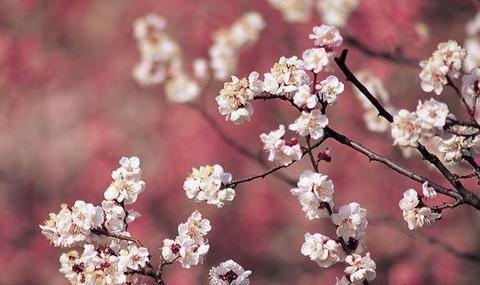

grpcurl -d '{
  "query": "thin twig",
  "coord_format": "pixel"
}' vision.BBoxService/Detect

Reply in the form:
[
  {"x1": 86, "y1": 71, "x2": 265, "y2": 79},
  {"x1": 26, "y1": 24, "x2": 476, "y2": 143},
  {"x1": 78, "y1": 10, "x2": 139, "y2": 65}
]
[
  {"x1": 334, "y1": 49, "x2": 480, "y2": 211},
  {"x1": 91, "y1": 228, "x2": 144, "y2": 246},
  {"x1": 446, "y1": 75, "x2": 478, "y2": 124}
]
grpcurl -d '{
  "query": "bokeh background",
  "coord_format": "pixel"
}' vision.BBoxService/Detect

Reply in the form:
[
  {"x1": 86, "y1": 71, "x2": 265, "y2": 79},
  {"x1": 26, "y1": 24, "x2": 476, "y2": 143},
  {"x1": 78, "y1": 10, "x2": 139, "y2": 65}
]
[{"x1": 1, "y1": 0, "x2": 480, "y2": 284}]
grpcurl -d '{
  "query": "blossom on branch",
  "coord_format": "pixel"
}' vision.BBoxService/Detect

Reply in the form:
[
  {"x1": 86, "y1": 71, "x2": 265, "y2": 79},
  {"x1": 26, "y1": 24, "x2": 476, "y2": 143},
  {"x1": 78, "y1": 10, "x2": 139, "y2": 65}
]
[
  {"x1": 209, "y1": 260, "x2": 252, "y2": 285},
  {"x1": 289, "y1": 110, "x2": 329, "y2": 139},
  {"x1": 301, "y1": 232, "x2": 343, "y2": 268},
  {"x1": 344, "y1": 253, "x2": 376, "y2": 284},
  {"x1": 399, "y1": 189, "x2": 441, "y2": 230},
  {"x1": 183, "y1": 165, "x2": 235, "y2": 208},
  {"x1": 260, "y1": 125, "x2": 302, "y2": 165}
]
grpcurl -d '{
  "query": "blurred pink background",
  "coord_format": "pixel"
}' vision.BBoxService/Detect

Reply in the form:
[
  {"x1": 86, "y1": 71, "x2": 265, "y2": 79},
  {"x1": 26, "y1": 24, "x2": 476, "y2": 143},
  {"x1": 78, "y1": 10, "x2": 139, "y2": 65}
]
[{"x1": 1, "y1": 0, "x2": 480, "y2": 284}]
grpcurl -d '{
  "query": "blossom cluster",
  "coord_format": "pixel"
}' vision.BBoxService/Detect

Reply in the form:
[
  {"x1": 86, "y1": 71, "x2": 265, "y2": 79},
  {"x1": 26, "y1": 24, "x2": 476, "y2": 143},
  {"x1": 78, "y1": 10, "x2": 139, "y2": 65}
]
[
  {"x1": 267, "y1": 0, "x2": 359, "y2": 27},
  {"x1": 209, "y1": 260, "x2": 252, "y2": 285},
  {"x1": 132, "y1": 13, "x2": 201, "y2": 103},
  {"x1": 41, "y1": 157, "x2": 149, "y2": 284},
  {"x1": 294, "y1": 170, "x2": 376, "y2": 284},
  {"x1": 419, "y1": 40, "x2": 467, "y2": 95},
  {"x1": 161, "y1": 210, "x2": 211, "y2": 268},
  {"x1": 210, "y1": 12, "x2": 265, "y2": 80},
  {"x1": 399, "y1": 184, "x2": 441, "y2": 230},
  {"x1": 183, "y1": 164, "x2": 235, "y2": 207}
]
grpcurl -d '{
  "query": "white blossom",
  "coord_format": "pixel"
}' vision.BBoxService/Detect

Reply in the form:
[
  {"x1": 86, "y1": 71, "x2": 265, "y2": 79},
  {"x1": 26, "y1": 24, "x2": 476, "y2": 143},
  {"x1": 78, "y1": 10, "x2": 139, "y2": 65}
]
[
  {"x1": 331, "y1": 203, "x2": 368, "y2": 242},
  {"x1": 399, "y1": 189, "x2": 419, "y2": 211},
  {"x1": 461, "y1": 67, "x2": 480, "y2": 109},
  {"x1": 415, "y1": 98, "x2": 449, "y2": 132},
  {"x1": 209, "y1": 260, "x2": 252, "y2": 285},
  {"x1": 104, "y1": 157, "x2": 146, "y2": 205},
  {"x1": 309, "y1": 25, "x2": 343, "y2": 48},
  {"x1": 438, "y1": 135, "x2": 479, "y2": 162},
  {"x1": 419, "y1": 40, "x2": 467, "y2": 95},
  {"x1": 399, "y1": 189, "x2": 441, "y2": 230},
  {"x1": 302, "y1": 48, "x2": 330, "y2": 73},
  {"x1": 267, "y1": 0, "x2": 313, "y2": 23},
  {"x1": 289, "y1": 110, "x2": 329, "y2": 139},
  {"x1": 422, "y1": 182, "x2": 437, "y2": 199},
  {"x1": 335, "y1": 276, "x2": 353, "y2": 285},
  {"x1": 260, "y1": 125, "x2": 302, "y2": 165},
  {"x1": 263, "y1": 56, "x2": 311, "y2": 96},
  {"x1": 301, "y1": 233, "x2": 342, "y2": 268},
  {"x1": 216, "y1": 73, "x2": 262, "y2": 125},
  {"x1": 317, "y1": 0, "x2": 359, "y2": 28},
  {"x1": 391, "y1": 110, "x2": 420, "y2": 147},
  {"x1": 119, "y1": 245, "x2": 150, "y2": 271},
  {"x1": 183, "y1": 165, "x2": 235, "y2": 208},
  {"x1": 291, "y1": 170, "x2": 334, "y2": 219},
  {"x1": 178, "y1": 210, "x2": 212, "y2": 238},
  {"x1": 344, "y1": 253, "x2": 376, "y2": 284},
  {"x1": 293, "y1": 84, "x2": 318, "y2": 109},
  {"x1": 165, "y1": 72, "x2": 201, "y2": 103},
  {"x1": 318, "y1": 75, "x2": 344, "y2": 104}
]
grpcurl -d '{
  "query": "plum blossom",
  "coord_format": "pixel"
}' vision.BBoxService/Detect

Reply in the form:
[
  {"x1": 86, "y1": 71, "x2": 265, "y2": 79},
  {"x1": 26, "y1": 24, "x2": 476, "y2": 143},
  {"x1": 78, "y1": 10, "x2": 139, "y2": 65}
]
[
  {"x1": 415, "y1": 98, "x2": 449, "y2": 133},
  {"x1": 183, "y1": 164, "x2": 235, "y2": 208},
  {"x1": 293, "y1": 84, "x2": 318, "y2": 109},
  {"x1": 438, "y1": 135, "x2": 480, "y2": 162},
  {"x1": 161, "y1": 211, "x2": 211, "y2": 269},
  {"x1": 391, "y1": 110, "x2": 420, "y2": 147},
  {"x1": 291, "y1": 170, "x2": 335, "y2": 219},
  {"x1": 289, "y1": 110, "x2": 329, "y2": 139},
  {"x1": 422, "y1": 182, "x2": 437, "y2": 199},
  {"x1": 344, "y1": 253, "x2": 376, "y2": 284},
  {"x1": 260, "y1": 125, "x2": 302, "y2": 165},
  {"x1": 119, "y1": 245, "x2": 150, "y2": 270},
  {"x1": 461, "y1": 67, "x2": 480, "y2": 109},
  {"x1": 331, "y1": 203, "x2": 367, "y2": 242},
  {"x1": 263, "y1": 56, "x2": 311, "y2": 96},
  {"x1": 335, "y1": 276, "x2": 352, "y2": 285},
  {"x1": 267, "y1": 0, "x2": 313, "y2": 23},
  {"x1": 302, "y1": 48, "x2": 330, "y2": 73},
  {"x1": 309, "y1": 25, "x2": 343, "y2": 48},
  {"x1": 399, "y1": 189, "x2": 441, "y2": 230},
  {"x1": 318, "y1": 75, "x2": 344, "y2": 104},
  {"x1": 104, "y1": 156, "x2": 146, "y2": 205},
  {"x1": 210, "y1": 12, "x2": 265, "y2": 80},
  {"x1": 216, "y1": 73, "x2": 262, "y2": 125},
  {"x1": 301, "y1": 233, "x2": 343, "y2": 268},
  {"x1": 419, "y1": 40, "x2": 467, "y2": 95},
  {"x1": 317, "y1": 0, "x2": 359, "y2": 28},
  {"x1": 165, "y1": 72, "x2": 201, "y2": 103},
  {"x1": 209, "y1": 260, "x2": 252, "y2": 285}
]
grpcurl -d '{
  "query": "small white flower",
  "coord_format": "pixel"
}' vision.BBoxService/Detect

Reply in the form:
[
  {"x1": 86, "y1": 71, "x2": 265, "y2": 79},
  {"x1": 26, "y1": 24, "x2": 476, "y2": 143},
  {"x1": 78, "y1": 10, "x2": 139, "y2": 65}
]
[
  {"x1": 71, "y1": 200, "x2": 103, "y2": 232},
  {"x1": 289, "y1": 110, "x2": 329, "y2": 139},
  {"x1": 178, "y1": 210, "x2": 212, "y2": 238},
  {"x1": 309, "y1": 25, "x2": 343, "y2": 48},
  {"x1": 318, "y1": 75, "x2": 344, "y2": 104},
  {"x1": 119, "y1": 245, "x2": 150, "y2": 270},
  {"x1": 399, "y1": 189, "x2": 419, "y2": 211},
  {"x1": 293, "y1": 85, "x2": 318, "y2": 109},
  {"x1": 344, "y1": 253, "x2": 376, "y2": 284},
  {"x1": 403, "y1": 207, "x2": 441, "y2": 230},
  {"x1": 438, "y1": 135, "x2": 479, "y2": 162},
  {"x1": 105, "y1": 156, "x2": 146, "y2": 205},
  {"x1": 183, "y1": 165, "x2": 235, "y2": 208},
  {"x1": 317, "y1": 0, "x2": 359, "y2": 28},
  {"x1": 267, "y1": 0, "x2": 313, "y2": 23},
  {"x1": 291, "y1": 170, "x2": 334, "y2": 220},
  {"x1": 422, "y1": 182, "x2": 437, "y2": 199},
  {"x1": 265, "y1": 56, "x2": 311, "y2": 96},
  {"x1": 302, "y1": 48, "x2": 330, "y2": 73},
  {"x1": 165, "y1": 72, "x2": 200, "y2": 103},
  {"x1": 461, "y1": 67, "x2": 480, "y2": 109},
  {"x1": 260, "y1": 125, "x2": 302, "y2": 165},
  {"x1": 301, "y1": 233, "x2": 342, "y2": 268},
  {"x1": 331, "y1": 203, "x2": 367, "y2": 242},
  {"x1": 391, "y1": 109, "x2": 420, "y2": 147},
  {"x1": 193, "y1": 58, "x2": 210, "y2": 80},
  {"x1": 415, "y1": 98, "x2": 449, "y2": 132},
  {"x1": 209, "y1": 260, "x2": 252, "y2": 285}
]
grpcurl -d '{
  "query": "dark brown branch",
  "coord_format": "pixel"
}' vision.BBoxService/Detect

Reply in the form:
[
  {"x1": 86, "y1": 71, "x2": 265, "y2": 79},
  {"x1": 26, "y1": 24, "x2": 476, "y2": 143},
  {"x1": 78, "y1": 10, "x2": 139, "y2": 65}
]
[
  {"x1": 324, "y1": 127, "x2": 463, "y2": 201},
  {"x1": 335, "y1": 49, "x2": 394, "y2": 122},
  {"x1": 334, "y1": 49, "x2": 480, "y2": 211},
  {"x1": 226, "y1": 137, "x2": 327, "y2": 188},
  {"x1": 446, "y1": 75, "x2": 478, "y2": 124},
  {"x1": 306, "y1": 136, "x2": 319, "y2": 172},
  {"x1": 91, "y1": 228, "x2": 144, "y2": 246},
  {"x1": 344, "y1": 34, "x2": 419, "y2": 67}
]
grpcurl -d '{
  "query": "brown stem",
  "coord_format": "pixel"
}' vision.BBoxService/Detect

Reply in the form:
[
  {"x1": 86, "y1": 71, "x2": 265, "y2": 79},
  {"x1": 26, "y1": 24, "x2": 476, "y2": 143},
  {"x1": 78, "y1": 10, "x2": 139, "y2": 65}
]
[{"x1": 91, "y1": 228, "x2": 143, "y2": 246}]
